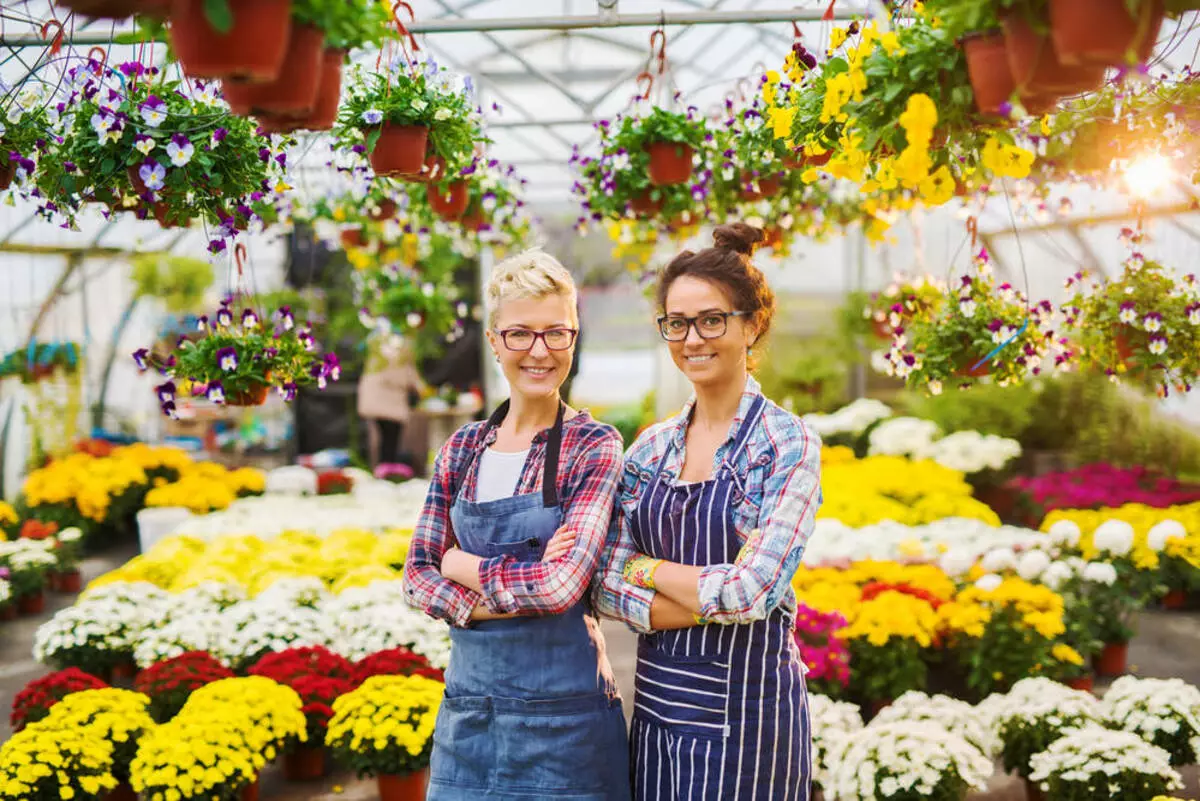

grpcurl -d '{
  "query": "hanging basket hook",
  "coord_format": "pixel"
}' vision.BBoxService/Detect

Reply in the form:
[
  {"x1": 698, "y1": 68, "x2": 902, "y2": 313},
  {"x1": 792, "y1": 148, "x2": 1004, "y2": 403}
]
[
  {"x1": 41, "y1": 20, "x2": 64, "y2": 56},
  {"x1": 234, "y1": 243, "x2": 247, "y2": 278}
]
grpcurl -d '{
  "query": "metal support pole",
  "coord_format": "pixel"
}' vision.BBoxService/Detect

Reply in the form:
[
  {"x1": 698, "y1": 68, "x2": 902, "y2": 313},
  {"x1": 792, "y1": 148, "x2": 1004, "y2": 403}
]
[{"x1": 0, "y1": 6, "x2": 867, "y2": 46}]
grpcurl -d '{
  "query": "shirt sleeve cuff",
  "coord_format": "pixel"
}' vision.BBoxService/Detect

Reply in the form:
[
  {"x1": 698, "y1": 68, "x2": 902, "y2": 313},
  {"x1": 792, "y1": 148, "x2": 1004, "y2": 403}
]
[
  {"x1": 478, "y1": 555, "x2": 519, "y2": 614},
  {"x1": 696, "y1": 564, "x2": 732, "y2": 621},
  {"x1": 447, "y1": 587, "x2": 484, "y2": 628},
  {"x1": 622, "y1": 584, "x2": 656, "y2": 634}
]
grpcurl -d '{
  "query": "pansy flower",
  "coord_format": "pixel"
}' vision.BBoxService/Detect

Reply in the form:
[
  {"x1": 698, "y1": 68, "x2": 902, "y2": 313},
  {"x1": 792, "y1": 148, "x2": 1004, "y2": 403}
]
[
  {"x1": 215, "y1": 347, "x2": 238, "y2": 372},
  {"x1": 1148, "y1": 333, "x2": 1168, "y2": 355},
  {"x1": 279, "y1": 382, "x2": 298, "y2": 402},
  {"x1": 166, "y1": 134, "x2": 194, "y2": 167},
  {"x1": 134, "y1": 134, "x2": 156, "y2": 155},
  {"x1": 140, "y1": 95, "x2": 168, "y2": 128},
  {"x1": 132, "y1": 348, "x2": 150, "y2": 371},
  {"x1": 139, "y1": 160, "x2": 166, "y2": 193},
  {"x1": 361, "y1": 109, "x2": 384, "y2": 125},
  {"x1": 323, "y1": 353, "x2": 341, "y2": 382},
  {"x1": 298, "y1": 330, "x2": 315, "y2": 352},
  {"x1": 215, "y1": 305, "x2": 233, "y2": 327},
  {"x1": 155, "y1": 381, "x2": 176, "y2": 403},
  {"x1": 1118, "y1": 302, "x2": 1137, "y2": 325},
  {"x1": 275, "y1": 306, "x2": 294, "y2": 331},
  {"x1": 241, "y1": 309, "x2": 260, "y2": 328},
  {"x1": 206, "y1": 381, "x2": 225, "y2": 404}
]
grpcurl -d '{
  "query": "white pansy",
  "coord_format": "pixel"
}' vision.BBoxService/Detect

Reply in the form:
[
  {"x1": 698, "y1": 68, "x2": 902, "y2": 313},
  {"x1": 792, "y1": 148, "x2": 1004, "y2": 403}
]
[
  {"x1": 1147, "y1": 520, "x2": 1187, "y2": 551},
  {"x1": 1092, "y1": 519, "x2": 1135, "y2": 556}
]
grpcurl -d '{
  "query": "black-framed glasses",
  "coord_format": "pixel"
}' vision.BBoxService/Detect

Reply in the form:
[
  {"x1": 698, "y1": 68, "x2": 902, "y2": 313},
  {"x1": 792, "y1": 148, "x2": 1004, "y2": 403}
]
[
  {"x1": 496, "y1": 327, "x2": 579, "y2": 351},
  {"x1": 657, "y1": 311, "x2": 749, "y2": 342}
]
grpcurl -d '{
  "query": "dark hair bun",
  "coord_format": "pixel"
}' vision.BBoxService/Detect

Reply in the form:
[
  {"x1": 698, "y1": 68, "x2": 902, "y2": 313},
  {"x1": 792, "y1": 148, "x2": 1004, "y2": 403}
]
[{"x1": 712, "y1": 223, "x2": 764, "y2": 256}]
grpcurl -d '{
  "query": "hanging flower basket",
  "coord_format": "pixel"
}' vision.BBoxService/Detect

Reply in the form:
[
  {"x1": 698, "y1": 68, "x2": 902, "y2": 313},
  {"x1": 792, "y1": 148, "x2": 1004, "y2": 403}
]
[
  {"x1": 645, "y1": 141, "x2": 694, "y2": 185},
  {"x1": 426, "y1": 181, "x2": 469, "y2": 219},
  {"x1": 222, "y1": 24, "x2": 325, "y2": 115},
  {"x1": 369, "y1": 125, "x2": 430, "y2": 177},
  {"x1": 961, "y1": 30, "x2": 1017, "y2": 116},
  {"x1": 225, "y1": 381, "x2": 270, "y2": 407},
  {"x1": 739, "y1": 172, "x2": 781, "y2": 201},
  {"x1": 1001, "y1": 14, "x2": 1104, "y2": 96},
  {"x1": 169, "y1": 0, "x2": 293, "y2": 83},
  {"x1": 293, "y1": 49, "x2": 346, "y2": 131},
  {"x1": 1049, "y1": 0, "x2": 1164, "y2": 66},
  {"x1": 368, "y1": 198, "x2": 398, "y2": 221},
  {"x1": 1019, "y1": 91, "x2": 1060, "y2": 115},
  {"x1": 629, "y1": 190, "x2": 663, "y2": 218}
]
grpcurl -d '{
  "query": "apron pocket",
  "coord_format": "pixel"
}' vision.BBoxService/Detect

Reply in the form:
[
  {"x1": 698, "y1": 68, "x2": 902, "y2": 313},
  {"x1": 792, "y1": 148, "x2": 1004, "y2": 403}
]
[
  {"x1": 485, "y1": 536, "x2": 544, "y2": 560},
  {"x1": 430, "y1": 696, "x2": 492, "y2": 789},
  {"x1": 634, "y1": 647, "x2": 730, "y2": 739},
  {"x1": 492, "y1": 696, "x2": 621, "y2": 795}
]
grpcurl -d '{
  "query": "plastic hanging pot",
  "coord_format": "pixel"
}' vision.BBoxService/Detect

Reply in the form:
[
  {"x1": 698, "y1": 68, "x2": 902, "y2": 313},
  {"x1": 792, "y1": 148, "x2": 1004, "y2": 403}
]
[
  {"x1": 369, "y1": 124, "x2": 430, "y2": 177},
  {"x1": 57, "y1": 0, "x2": 169, "y2": 17},
  {"x1": 739, "y1": 172, "x2": 782, "y2": 201},
  {"x1": 0, "y1": 159, "x2": 14, "y2": 191},
  {"x1": 960, "y1": 31, "x2": 1016, "y2": 116},
  {"x1": 645, "y1": 141, "x2": 694, "y2": 186},
  {"x1": 226, "y1": 382, "x2": 270, "y2": 407},
  {"x1": 1050, "y1": 0, "x2": 1164, "y2": 66},
  {"x1": 629, "y1": 189, "x2": 663, "y2": 218},
  {"x1": 784, "y1": 148, "x2": 831, "y2": 170},
  {"x1": 954, "y1": 351, "x2": 993, "y2": 378},
  {"x1": 340, "y1": 228, "x2": 366, "y2": 249},
  {"x1": 169, "y1": 0, "x2": 293, "y2": 83},
  {"x1": 222, "y1": 24, "x2": 324, "y2": 115},
  {"x1": 427, "y1": 180, "x2": 470, "y2": 220},
  {"x1": 288, "y1": 48, "x2": 345, "y2": 131},
  {"x1": 1001, "y1": 14, "x2": 1105, "y2": 96},
  {"x1": 1018, "y1": 90, "x2": 1060, "y2": 115},
  {"x1": 368, "y1": 198, "x2": 398, "y2": 221},
  {"x1": 152, "y1": 203, "x2": 191, "y2": 229}
]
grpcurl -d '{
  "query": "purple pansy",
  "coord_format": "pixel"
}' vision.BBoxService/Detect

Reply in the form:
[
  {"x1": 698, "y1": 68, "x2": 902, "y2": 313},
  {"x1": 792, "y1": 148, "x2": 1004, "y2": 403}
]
[{"x1": 215, "y1": 347, "x2": 238, "y2": 371}]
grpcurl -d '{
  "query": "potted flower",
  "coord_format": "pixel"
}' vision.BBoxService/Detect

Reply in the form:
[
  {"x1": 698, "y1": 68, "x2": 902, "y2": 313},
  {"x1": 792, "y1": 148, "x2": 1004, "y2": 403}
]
[
  {"x1": 134, "y1": 299, "x2": 341, "y2": 417},
  {"x1": 352, "y1": 646, "x2": 445, "y2": 684},
  {"x1": 807, "y1": 694, "x2": 864, "y2": 796},
  {"x1": 823, "y1": 720, "x2": 993, "y2": 801},
  {"x1": 131, "y1": 715, "x2": 265, "y2": 800},
  {"x1": 839, "y1": 589, "x2": 938, "y2": 707},
  {"x1": 325, "y1": 674, "x2": 445, "y2": 800},
  {"x1": 0, "y1": 87, "x2": 52, "y2": 193},
  {"x1": 0, "y1": 721, "x2": 118, "y2": 800},
  {"x1": 35, "y1": 687, "x2": 156, "y2": 798},
  {"x1": 50, "y1": 526, "x2": 85, "y2": 592},
  {"x1": 249, "y1": 645, "x2": 355, "y2": 684},
  {"x1": 355, "y1": 260, "x2": 470, "y2": 360},
  {"x1": 33, "y1": 593, "x2": 146, "y2": 679},
  {"x1": 793, "y1": 604, "x2": 850, "y2": 698},
  {"x1": 169, "y1": 0, "x2": 295, "y2": 83},
  {"x1": 922, "y1": 0, "x2": 1015, "y2": 115},
  {"x1": 1027, "y1": 724, "x2": 1183, "y2": 801},
  {"x1": 863, "y1": 274, "x2": 946, "y2": 340},
  {"x1": 1150, "y1": 519, "x2": 1200, "y2": 609},
  {"x1": 872, "y1": 691, "x2": 999, "y2": 758},
  {"x1": 1062, "y1": 254, "x2": 1200, "y2": 398},
  {"x1": 0, "y1": 540, "x2": 57, "y2": 615},
  {"x1": 992, "y1": 679, "x2": 1101, "y2": 788},
  {"x1": 709, "y1": 89, "x2": 789, "y2": 210},
  {"x1": 1047, "y1": 0, "x2": 1165, "y2": 67},
  {"x1": 133, "y1": 650, "x2": 234, "y2": 722},
  {"x1": 1102, "y1": 676, "x2": 1200, "y2": 766},
  {"x1": 887, "y1": 250, "x2": 1056, "y2": 394},
  {"x1": 334, "y1": 59, "x2": 487, "y2": 179},
  {"x1": 10, "y1": 667, "x2": 109, "y2": 731}
]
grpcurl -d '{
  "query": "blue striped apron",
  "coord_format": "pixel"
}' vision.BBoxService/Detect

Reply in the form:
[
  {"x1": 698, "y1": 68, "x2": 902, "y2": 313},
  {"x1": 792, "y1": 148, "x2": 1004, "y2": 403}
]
[
  {"x1": 628, "y1": 395, "x2": 811, "y2": 801},
  {"x1": 429, "y1": 401, "x2": 631, "y2": 801}
]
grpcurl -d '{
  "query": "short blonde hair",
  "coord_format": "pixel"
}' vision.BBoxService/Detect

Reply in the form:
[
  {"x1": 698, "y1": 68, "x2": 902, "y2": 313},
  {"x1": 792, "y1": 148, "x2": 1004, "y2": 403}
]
[{"x1": 486, "y1": 248, "x2": 578, "y2": 329}]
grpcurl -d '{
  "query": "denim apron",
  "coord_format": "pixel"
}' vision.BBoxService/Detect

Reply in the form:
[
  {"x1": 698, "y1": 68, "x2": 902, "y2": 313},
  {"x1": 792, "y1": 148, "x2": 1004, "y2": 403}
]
[
  {"x1": 628, "y1": 396, "x2": 811, "y2": 801},
  {"x1": 429, "y1": 401, "x2": 631, "y2": 801}
]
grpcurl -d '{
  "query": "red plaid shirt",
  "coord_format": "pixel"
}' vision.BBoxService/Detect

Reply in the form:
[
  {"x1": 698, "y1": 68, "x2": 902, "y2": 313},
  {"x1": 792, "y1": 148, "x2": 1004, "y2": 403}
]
[{"x1": 402, "y1": 411, "x2": 623, "y2": 627}]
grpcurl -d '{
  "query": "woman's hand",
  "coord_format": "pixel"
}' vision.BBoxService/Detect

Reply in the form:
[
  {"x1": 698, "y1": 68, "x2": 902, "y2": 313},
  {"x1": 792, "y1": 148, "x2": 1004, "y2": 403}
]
[{"x1": 541, "y1": 525, "x2": 576, "y2": 561}]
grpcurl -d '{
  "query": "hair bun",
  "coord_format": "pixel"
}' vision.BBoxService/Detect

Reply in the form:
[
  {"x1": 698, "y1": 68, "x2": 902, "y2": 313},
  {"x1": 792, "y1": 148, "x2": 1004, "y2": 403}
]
[{"x1": 712, "y1": 223, "x2": 765, "y2": 256}]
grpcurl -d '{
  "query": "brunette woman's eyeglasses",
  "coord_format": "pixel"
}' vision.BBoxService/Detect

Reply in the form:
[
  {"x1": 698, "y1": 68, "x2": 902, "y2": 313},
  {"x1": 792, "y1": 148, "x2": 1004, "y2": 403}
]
[
  {"x1": 496, "y1": 327, "x2": 578, "y2": 351},
  {"x1": 657, "y1": 311, "x2": 748, "y2": 342}
]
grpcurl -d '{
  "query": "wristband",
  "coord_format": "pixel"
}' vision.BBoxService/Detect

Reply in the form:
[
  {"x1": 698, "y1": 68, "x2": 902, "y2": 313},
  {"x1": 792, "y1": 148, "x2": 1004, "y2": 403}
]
[
  {"x1": 623, "y1": 555, "x2": 665, "y2": 590},
  {"x1": 693, "y1": 614, "x2": 712, "y2": 626}
]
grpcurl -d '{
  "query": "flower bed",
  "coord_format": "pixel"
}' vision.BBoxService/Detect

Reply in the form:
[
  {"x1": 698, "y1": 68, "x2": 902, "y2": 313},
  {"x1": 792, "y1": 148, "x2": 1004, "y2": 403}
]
[{"x1": 1012, "y1": 465, "x2": 1200, "y2": 525}]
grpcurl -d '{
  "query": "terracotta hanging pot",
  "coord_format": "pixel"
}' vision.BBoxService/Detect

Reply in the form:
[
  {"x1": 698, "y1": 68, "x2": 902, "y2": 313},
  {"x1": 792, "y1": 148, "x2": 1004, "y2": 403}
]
[
  {"x1": 378, "y1": 770, "x2": 428, "y2": 801},
  {"x1": 0, "y1": 159, "x2": 15, "y2": 191},
  {"x1": 340, "y1": 228, "x2": 366, "y2": 249},
  {"x1": 1113, "y1": 329, "x2": 1140, "y2": 368},
  {"x1": 368, "y1": 198, "x2": 398, "y2": 221},
  {"x1": 169, "y1": 0, "x2": 293, "y2": 83},
  {"x1": 226, "y1": 382, "x2": 270, "y2": 407},
  {"x1": 17, "y1": 591, "x2": 45, "y2": 616},
  {"x1": 645, "y1": 141, "x2": 694, "y2": 186},
  {"x1": 961, "y1": 31, "x2": 1016, "y2": 116},
  {"x1": 629, "y1": 190, "x2": 663, "y2": 218},
  {"x1": 255, "y1": 113, "x2": 304, "y2": 135},
  {"x1": 1002, "y1": 14, "x2": 1105, "y2": 96},
  {"x1": 411, "y1": 154, "x2": 447, "y2": 184},
  {"x1": 784, "y1": 149, "x2": 831, "y2": 170},
  {"x1": 1018, "y1": 91, "x2": 1060, "y2": 115},
  {"x1": 283, "y1": 746, "x2": 326, "y2": 781},
  {"x1": 222, "y1": 24, "x2": 324, "y2": 115},
  {"x1": 1049, "y1": 0, "x2": 1164, "y2": 66},
  {"x1": 152, "y1": 203, "x2": 191, "y2": 229},
  {"x1": 57, "y1": 0, "x2": 169, "y2": 18},
  {"x1": 739, "y1": 172, "x2": 782, "y2": 201},
  {"x1": 1094, "y1": 641, "x2": 1129, "y2": 676},
  {"x1": 289, "y1": 48, "x2": 345, "y2": 131},
  {"x1": 427, "y1": 180, "x2": 470, "y2": 220},
  {"x1": 460, "y1": 207, "x2": 488, "y2": 231},
  {"x1": 954, "y1": 351, "x2": 993, "y2": 378},
  {"x1": 369, "y1": 125, "x2": 429, "y2": 177}
]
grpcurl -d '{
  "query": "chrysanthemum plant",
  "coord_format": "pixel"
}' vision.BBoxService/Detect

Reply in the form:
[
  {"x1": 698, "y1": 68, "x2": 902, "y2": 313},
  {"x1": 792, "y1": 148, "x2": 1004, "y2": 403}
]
[
  {"x1": 39, "y1": 61, "x2": 282, "y2": 248},
  {"x1": 37, "y1": 688, "x2": 156, "y2": 783},
  {"x1": 996, "y1": 692, "x2": 1101, "y2": 779},
  {"x1": 0, "y1": 724, "x2": 119, "y2": 801},
  {"x1": 1062, "y1": 252, "x2": 1200, "y2": 397},
  {"x1": 571, "y1": 105, "x2": 711, "y2": 228},
  {"x1": 334, "y1": 58, "x2": 487, "y2": 180},
  {"x1": 1028, "y1": 724, "x2": 1184, "y2": 801},
  {"x1": 133, "y1": 650, "x2": 235, "y2": 723},
  {"x1": 1103, "y1": 676, "x2": 1200, "y2": 767},
  {"x1": 886, "y1": 249, "x2": 1057, "y2": 394},
  {"x1": 134, "y1": 293, "x2": 340, "y2": 417},
  {"x1": 325, "y1": 674, "x2": 444, "y2": 779}
]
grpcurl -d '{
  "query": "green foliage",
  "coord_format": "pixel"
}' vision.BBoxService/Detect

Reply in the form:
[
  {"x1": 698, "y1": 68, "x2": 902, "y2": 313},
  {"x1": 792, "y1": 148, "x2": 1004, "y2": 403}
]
[
  {"x1": 901, "y1": 382, "x2": 1037, "y2": 440},
  {"x1": 1000, "y1": 710, "x2": 1095, "y2": 778},
  {"x1": 756, "y1": 337, "x2": 851, "y2": 415},
  {"x1": 847, "y1": 637, "x2": 927, "y2": 703},
  {"x1": 636, "y1": 106, "x2": 710, "y2": 148},
  {"x1": 292, "y1": 0, "x2": 392, "y2": 50},
  {"x1": 130, "y1": 255, "x2": 214, "y2": 313},
  {"x1": 921, "y1": 0, "x2": 1004, "y2": 37},
  {"x1": 954, "y1": 607, "x2": 1057, "y2": 699}
]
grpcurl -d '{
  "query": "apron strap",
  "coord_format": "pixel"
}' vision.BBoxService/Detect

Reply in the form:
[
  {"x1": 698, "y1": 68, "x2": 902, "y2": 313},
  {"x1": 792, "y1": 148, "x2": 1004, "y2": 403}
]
[
  {"x1": 481, "y1": 399, "x2": 566, "y2": 508},
  {"x1": 718, "y1": 395, "x2": 768, "y2": 477}
]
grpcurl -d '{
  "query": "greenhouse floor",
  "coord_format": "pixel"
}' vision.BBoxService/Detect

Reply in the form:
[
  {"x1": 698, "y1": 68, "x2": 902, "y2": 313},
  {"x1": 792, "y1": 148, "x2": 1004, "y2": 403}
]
[{"x1": 2, "y1": 546, "x2": 1200, "y2": 799}]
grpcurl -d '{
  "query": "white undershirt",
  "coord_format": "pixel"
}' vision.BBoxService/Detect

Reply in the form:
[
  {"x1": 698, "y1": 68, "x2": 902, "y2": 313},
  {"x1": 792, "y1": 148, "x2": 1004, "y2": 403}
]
[{"x1": 475, "y1": 447, "x2": 530, "y2": 502}]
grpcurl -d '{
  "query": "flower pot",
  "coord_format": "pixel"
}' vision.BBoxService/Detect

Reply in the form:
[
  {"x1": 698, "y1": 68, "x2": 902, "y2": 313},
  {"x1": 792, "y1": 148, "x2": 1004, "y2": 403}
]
[
  {"x1": 1002, "y1": 14, "x2": 1106, "y2": 95},
  {"x1": 1163, "y1": 589, "x2": 1188, "y2": 609},
  {"x1": 106, "y1": 782, "x2": 138, "y2": 801},
  {"x1": 1065, "y1": 674, "x2": 1095, "y2": 693},
  {"x1": 340, "y1": 228, "x2": 366, "y2": 249},
  {"x1": 0, "y1": 605, "x2": 16, "y2": 621},
  {"x1": 961, "y1": 31, "x2": 1016, "y2": 116},
  {"x1": 0, "y1": 159, "x2": 15, "y2": 191},
  {"x1": 1050, "y1": 0, "x2": 1164, "y2": 66},
  {"x1": 241, "y1": 778, "x2": 260, "y2": 801},
  {"x1": 378, "y1": 769, "x2": 428, "y2": 801},
  {"x1": 288, "y1": 48, "x2": 345, "y2": 131},
  {"x1": 784, "y1": 149, "x2": 831, "y2": 169},
  {"x1": 255, "y1": 113, "x2": 304, "y2": 134},
  {"x1": 629, "y1": 190, "x2": 663, "y2": 218},
  {"x1": 110, "y1": 660, "x2": 138, "y2": 682},
  {"x1": 283, "y1": 745, "x2": 326, "y2": 781},
  {"x1": 152, "y1": 203, "x2": 191, "y2": 229},
  {"x1": 17, "y1": 591, "x2": 45, "y2": 616},
  {"x1": 954, "y1": 353, "x2": 993, "y2": 378},
  {"x1": 460, "y1": 208, "x2": 488, "y2": 231},
  {"x1": 226, "y1": 382, "x2": 270, "y2": 407},
  {"x1": 1018, "y1": 91, "x2": 1059, "y2": 115},
  {"x1": 369, "y1": 124, "x2": 429, "y2": 177},
  {"x1": 1094, "y1": 641, "x2": 1129, "y2": 677},
  {"x1": 740, "y1": 172, "x2": 782, "y2": 201},
  {"x1": 56, "y1": 568, "x2": 83, "y2": 594},
  {"x1": 427, "y1": 181, "x2": 470, "y2": 220},
  {"x1": 57, "y1": 0, "x2": 170, "y2": 17},
  {"x1": 169, "y1": 0, "x2": 293, "y2": 83},
  {"x1": 369, "y1": 198, "x2": 398, "y2": 221},
  {"x1": 1114, "y1": 330, "x2": 1139, "y2": 368},
  {"x1": 221, "y1": 24, "x2": 324, "y2": 115},
  {"x1": 645, "y1": 141, "x2": 694, "y2": 186},
  {"x1": 1024, "y1": 777, "x2": 1046, "y2": 801}
]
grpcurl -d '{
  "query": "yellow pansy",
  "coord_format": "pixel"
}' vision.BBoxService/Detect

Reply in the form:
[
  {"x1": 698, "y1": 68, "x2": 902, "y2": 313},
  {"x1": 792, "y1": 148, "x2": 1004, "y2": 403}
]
[
  {"x1": 920, "y1": 166, "x2": 955, "y2": 206},
  {"x1": 981, "y1": 137, "x2": 1036, "y2": 179}
]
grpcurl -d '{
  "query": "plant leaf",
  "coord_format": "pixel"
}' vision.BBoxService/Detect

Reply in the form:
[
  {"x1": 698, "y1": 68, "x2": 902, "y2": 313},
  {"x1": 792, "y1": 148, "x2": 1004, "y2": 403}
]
[{"x1": 203, "y1": 0, "x2": 234, "y2": 34}]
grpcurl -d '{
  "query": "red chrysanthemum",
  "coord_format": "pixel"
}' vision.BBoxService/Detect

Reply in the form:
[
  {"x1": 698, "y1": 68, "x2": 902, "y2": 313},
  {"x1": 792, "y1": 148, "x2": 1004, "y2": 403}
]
[
  {"x1": 352, "y1": 647, "x2": 444, "y2": 685},
  {"x1": 134, "y1": 651, "x2": 234, "y2": 723},
  {"x1": 11, "y1": 668, "x2": 108, "y2": 730},
  {"x1": 248, "y1": 646, "x2": 354, "y2": 685}
]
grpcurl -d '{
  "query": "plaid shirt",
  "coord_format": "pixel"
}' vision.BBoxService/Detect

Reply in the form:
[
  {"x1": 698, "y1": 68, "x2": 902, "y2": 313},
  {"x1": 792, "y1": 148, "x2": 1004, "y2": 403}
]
[
  {"x1": 593, "y1": 376, "x2": 822, "y2": 632},
  {"x1": 402, "y1": 411, "x2": 623, "y2": 628}
]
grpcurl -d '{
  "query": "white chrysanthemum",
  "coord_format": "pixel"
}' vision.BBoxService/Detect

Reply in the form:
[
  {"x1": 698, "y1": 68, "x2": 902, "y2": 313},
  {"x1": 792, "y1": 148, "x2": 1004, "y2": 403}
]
[
  {"x1": 803, "y1": 398, "x2": 893, "y2": 438},
  {"x1": 1015, "y1": 549, "x2": 1052, "y2": 581},
  {"x1": 334, "y1": 600, "x2": 451, "y2": 667},
  {"x1": 872, "y1": 691, "x2": 999, "y2": 758},
  {"x1": 866, "y1": 417, "x2": 942, "y2": 459},
  {"x1": 824, "y1": 720, "x2": 992, "y2": 800},
  {"x1": 1147, "y1": 520, "x2": 1187, "y2": 552},
  {"x1": 1047, "y1": 519, "x2": 1082, "y2": 548},
  {"x1": 1092, "y1": 519, "x2": 1135, "y2": 556},
  {"x1": 809, "y1": 694, "x2": 864, "y2": 788},
  {"x1": 1039, "y1": 560, "x2": 1075, "y2": 591},
  {"x1": 925, "y1": 430, "x2": 1022, "y2": 474},
  {"x1": 990, "y1": 679, "x2": 1101, "y2": 744},
  {"x1": 981, "y1": 547, "x2": 1017, "y2": 573},
  {"x1": 133, "y1": 611, "x2": 230, "y2": 668},
  {"x1": 1027, "y1": 723, "x2": 1182, "y2": 796},
  {"x1": 974, "y1": 573, "x2": 1003, "y2": 592},
  {"x1": 34, "y1": 593, "x2": 165, "y2": 665},
  {"x1": 1081, "y1": 561, "x2": 1118, "y2": 585},
  {"x1": 216, "y1": 600, "x2": 342, "y2": 668},
  {"x1": 254, "y1": 576, "x2": 330, "y2": 608},
  {"x1": 1103, "y1": 676, "x2": 1200, "y2": 766}
]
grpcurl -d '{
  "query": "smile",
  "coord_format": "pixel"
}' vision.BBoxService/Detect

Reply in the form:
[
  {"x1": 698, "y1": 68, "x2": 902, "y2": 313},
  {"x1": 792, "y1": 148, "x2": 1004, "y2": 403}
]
[
  {"x1": 685, "y1": 355, "x2": 716, "y2": 363},
  {"x1": 521, "y1": 366, "x2": 553, "y2": 375}
]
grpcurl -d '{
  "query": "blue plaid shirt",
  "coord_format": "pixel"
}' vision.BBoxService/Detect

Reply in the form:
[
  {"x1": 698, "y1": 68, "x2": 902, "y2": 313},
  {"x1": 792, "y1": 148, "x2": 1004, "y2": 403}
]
[{"x1": 593, "y1": 376, "x2": 822, "y2": 632}]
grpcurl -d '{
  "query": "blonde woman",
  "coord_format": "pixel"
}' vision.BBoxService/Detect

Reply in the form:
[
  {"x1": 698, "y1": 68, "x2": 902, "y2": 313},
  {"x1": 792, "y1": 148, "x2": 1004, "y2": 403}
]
[{"x1": 402, "y1": 249, "x2": 630, "y2": 801}]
